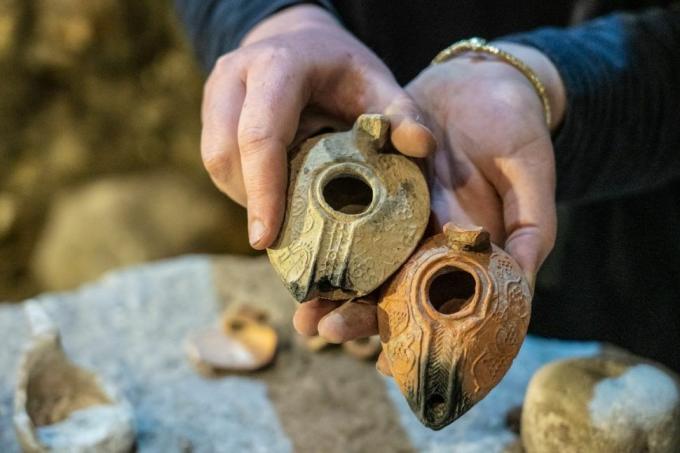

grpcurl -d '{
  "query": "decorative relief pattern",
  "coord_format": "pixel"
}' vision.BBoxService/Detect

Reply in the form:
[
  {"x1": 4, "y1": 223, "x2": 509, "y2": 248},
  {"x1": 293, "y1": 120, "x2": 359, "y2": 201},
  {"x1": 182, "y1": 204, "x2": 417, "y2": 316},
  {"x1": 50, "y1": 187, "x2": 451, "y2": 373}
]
[
  {"x1": 387, "y1": 332, "x2": 418, "y2": 393},
  {"x1": 471, "y1": 350, "x2": 504, "y2": 393},
  {"x1": 316, "y1": 221, "x2": 352, "y2": 287},
  {"x1": 386, "y1": 303, "x2": 410, "y2": 338},
  {"x1": 378, "y1": 223, "x2": 532, "y2": 430},
  {"x1": 279, "y1": 243, "x2": 311, "y2": 283},
  {"x1": 490, "y1": 253, "x2": 515, "y2": 280}
]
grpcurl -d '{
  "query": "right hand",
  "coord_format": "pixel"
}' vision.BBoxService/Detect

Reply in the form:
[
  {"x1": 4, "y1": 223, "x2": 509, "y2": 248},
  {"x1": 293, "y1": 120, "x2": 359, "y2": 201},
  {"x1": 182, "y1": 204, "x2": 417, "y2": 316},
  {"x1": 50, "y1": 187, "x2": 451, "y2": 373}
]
[{"x1": 201, "y1": 4, "x2": 435, "y2": 249}]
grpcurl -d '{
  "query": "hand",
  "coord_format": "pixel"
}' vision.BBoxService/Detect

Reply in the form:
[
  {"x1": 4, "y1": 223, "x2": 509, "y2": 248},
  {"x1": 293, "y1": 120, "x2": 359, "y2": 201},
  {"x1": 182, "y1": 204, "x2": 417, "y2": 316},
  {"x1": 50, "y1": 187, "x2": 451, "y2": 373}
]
[
  {"x1": 293, "y1": 43, "x2": 567, "y2": 376},
  {"x1": 411, "y1": 42, "x2": 565, "y2": 282},
  {"x1": 201, "y1": 4, "x2": 435, "y2": 249}
]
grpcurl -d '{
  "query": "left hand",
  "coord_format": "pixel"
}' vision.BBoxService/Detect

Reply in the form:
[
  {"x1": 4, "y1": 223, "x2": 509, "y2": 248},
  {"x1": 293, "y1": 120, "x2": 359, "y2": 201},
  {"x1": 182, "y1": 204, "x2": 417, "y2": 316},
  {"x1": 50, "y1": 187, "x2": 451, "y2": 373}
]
[{"x1": 292, "y1": 43, "x2": 567, "y2": 374}]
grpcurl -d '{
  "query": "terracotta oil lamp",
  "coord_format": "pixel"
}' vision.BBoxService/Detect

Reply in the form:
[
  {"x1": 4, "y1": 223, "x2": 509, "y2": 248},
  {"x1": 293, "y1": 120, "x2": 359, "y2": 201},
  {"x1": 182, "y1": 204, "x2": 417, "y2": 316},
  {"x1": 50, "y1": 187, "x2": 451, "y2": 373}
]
[
  {"x1": 268, "y1": 114, "x2": 430, "y2": 302},
  {"x1": 378, "y1": 223, "x2": 532, "y2": 430}
]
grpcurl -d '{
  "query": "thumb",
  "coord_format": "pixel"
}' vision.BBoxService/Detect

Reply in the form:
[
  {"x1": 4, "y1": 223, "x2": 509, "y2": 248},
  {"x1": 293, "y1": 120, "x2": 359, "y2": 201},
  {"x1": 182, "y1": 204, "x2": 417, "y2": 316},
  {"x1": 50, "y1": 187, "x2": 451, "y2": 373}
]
[
  {"x1": 504, "y1": 227, "x2": 548, "y2": 291},
  {"x1": 362, "y1": 72, "x2": 437, "y2": 158},
  {"x1": 495, "y1": 137, "x2": 557, "y2": 290}
]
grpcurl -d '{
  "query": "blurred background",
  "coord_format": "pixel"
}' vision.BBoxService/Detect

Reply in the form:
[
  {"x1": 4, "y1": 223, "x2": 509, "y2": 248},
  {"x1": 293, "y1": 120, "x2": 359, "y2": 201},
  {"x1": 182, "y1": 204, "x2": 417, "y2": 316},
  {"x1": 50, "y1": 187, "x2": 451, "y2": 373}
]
[{"x1": 0, "y1": 0, "x2": 252, "y2": 302}]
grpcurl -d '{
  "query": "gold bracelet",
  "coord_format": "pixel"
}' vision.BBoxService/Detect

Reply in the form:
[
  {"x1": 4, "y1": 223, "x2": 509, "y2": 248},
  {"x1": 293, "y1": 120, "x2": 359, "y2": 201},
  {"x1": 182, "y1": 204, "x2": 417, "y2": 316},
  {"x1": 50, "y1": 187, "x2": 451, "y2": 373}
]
[{"x1": 431, "y1": 37, "x2": 551, "y2": 127}]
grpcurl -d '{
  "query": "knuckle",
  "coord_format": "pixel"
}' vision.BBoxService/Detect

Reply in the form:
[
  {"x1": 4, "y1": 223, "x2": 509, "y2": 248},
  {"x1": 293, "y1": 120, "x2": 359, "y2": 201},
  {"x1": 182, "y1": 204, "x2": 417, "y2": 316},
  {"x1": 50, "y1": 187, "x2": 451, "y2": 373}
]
[
  {"x1": 203, "y1": 72, "x2": 218, "y2": 102},
  {"x1": 243, "y1": 170, "x2": 285, "y2": 202},
  {"x1": 201, "y1": 148, "x2": 235, "y2": 180},
  {"x1": 205, "y1": 53, "x2": 239, "y2": 96},
  {"x1": 255, "y1": 45, "x2": 295, "y2": 67},
  {"x1": 238, "y1": 127, "x2": 283, "y2": 156},
  {"x1": 244, "y1": 183, "x2": 271, "y2": 202},
  {"x1": 213, "y1": 52, "x2": 238, "y2": 75}
]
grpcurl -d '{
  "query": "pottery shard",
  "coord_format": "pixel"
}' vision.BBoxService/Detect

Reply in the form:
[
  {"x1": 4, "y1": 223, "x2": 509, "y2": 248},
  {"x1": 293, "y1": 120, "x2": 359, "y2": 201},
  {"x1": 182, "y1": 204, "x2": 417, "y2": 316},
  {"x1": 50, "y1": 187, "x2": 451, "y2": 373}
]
[
  {"x1": 185, "y1": 306, "x2": 278, "y2": 376},
  {"x1": 521, "y1": 356, "x2": 680, "y2": 453},
  {"x1": 343, "y1": 336, "x2": 382, "y2": 361},
  {"x1": 267, "y1": 114, "x2": 430, "y2": 302},
  {"x1": 14, "y1": 302, "x2": 135, "y2": 453},
  {"x1": 378, "y1": 223, "x2": 532, "y2": 430}
]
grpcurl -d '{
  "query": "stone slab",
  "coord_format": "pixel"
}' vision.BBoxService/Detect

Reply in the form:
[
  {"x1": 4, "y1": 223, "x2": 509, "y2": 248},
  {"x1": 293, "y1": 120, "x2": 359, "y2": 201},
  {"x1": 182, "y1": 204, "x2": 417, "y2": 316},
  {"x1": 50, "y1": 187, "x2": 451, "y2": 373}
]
[{"x1": 0, "y1": 255, "x2": 601, "y2": 452}]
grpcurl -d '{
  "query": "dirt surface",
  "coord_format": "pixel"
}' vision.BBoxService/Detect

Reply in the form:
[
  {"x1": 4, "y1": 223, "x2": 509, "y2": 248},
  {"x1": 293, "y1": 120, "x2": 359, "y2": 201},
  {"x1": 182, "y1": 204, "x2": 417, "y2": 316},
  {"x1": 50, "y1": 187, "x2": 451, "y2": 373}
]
[
  {"x1": 0, "y1": 0, "x2": 249, "y2": 301},
  {"x1": 211, "y1": 255, "x2": 415, "y2": 453}
]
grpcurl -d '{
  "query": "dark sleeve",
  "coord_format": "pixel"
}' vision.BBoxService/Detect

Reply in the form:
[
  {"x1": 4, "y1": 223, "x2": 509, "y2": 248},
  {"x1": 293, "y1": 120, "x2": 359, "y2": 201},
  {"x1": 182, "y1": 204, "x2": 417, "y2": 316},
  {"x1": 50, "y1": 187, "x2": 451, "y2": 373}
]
[
  {"x1": 504, "y1": 5, "x2": 680, "y2": 204},
  {"x1": 174, "y1": 0, "x2": 337, "y2": 72}
]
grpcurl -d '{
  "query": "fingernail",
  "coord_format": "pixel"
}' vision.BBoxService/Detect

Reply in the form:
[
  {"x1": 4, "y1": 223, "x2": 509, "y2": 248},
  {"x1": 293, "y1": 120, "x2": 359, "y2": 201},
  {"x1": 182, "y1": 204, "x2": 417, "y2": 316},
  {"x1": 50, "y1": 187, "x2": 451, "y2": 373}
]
[
  {"x1": 418, "y1": 123, "x2": 438, "y2": 153},
  {"x1": 319, "y1": 312, "x2": 345, "y2": 344},
  {"x1": 249, "y1": 219, "x2": 266, "y2": 247},
  {"x1": 404, "y1": 118, "x2": 437, "y2": 156}
]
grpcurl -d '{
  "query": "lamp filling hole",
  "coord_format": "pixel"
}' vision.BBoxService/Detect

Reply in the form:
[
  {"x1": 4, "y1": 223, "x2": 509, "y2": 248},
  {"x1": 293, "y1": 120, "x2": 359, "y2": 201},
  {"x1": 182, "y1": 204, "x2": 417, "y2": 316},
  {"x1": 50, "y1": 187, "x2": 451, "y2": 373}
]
[
  {"x1": 428, "y1": 267, "x2": 476, "y2": 314},
  {"x1": 322, "y1": 175, "x2": 373, "y2": 214}
]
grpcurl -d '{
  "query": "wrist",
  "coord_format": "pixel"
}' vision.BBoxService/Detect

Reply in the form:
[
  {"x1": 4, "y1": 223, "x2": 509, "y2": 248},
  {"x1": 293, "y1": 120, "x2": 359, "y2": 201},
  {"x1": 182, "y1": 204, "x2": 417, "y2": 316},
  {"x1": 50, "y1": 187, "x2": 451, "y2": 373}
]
[
  {"x1": 493, "y1": 42, "x2": 566, "y2": 131},
  {"x1": 241, "y1": 4, "x2": 341, "y2": 47}
]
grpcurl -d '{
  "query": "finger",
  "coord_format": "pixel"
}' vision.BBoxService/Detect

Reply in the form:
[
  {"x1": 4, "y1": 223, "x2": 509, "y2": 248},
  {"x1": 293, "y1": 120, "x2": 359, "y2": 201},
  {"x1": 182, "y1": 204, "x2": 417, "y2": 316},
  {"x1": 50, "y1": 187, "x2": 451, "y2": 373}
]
[
  {"x1": 317, "y1": 298, "x2": 379, "y2": 344},
  {"x1": 494, "y1": 135, "x2": 557, "y2": 287},
  {"x1": 365, "y1": 75, "x2": 437, "y2": 158},
  {"x1": 427, "y1": 145, "x2": 505, "y2": 242},
  {"x1": 376, "y1": 351, "x2": 393, "y2": 377},
  {"x1": 329, "y1": 68, "x2": 435, "y2": 158},
  {"x1": 238, "y1": 60, "x2": 307, "y2": 249},
  {"x1": 292, "y1": 298, "x2": 343, "y2": 336},
  {"x1": 201, "y1": 58, "x2": 247, "y2": 206}
]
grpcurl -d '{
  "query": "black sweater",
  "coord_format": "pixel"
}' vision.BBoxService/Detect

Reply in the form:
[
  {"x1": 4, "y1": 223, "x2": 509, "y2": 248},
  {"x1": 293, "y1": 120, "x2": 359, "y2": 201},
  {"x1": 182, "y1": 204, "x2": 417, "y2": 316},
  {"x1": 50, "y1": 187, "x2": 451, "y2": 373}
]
[{"x1": 175, "y1": 1, "x2": 680, "y2": 370}]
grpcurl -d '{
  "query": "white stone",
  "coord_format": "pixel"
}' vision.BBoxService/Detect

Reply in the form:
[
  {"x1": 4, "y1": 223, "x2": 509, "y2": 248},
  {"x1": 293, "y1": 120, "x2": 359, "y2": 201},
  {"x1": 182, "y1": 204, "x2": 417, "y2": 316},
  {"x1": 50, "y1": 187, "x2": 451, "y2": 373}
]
[{"x1": 590, "y1": 364, "x2": 680, "y2": 440}]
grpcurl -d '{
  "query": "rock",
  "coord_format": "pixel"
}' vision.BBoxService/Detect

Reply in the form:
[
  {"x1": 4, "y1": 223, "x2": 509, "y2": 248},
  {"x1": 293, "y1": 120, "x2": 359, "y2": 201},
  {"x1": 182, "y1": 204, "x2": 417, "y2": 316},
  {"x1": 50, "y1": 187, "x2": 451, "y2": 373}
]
[
  {"x1": 0, "y1": 0, "x2": 212, "y2": 301},
  {"x1": 27, "y1": 0, "x2": 98, "y2": 69},
  {"x1": 31, "y1": 172, "x2": 249, "y2": 291},
  {"x1": 521, "y1": 356, "x2": 680, "y2": 453},
  {"x1": 0, "y1": 192, "x2": 16, "y2": 239},
  {"x1": 298, "y1": 334, "x2": 334, "y2": 352},
  {"x1": 45, "y1": 129, "x2": 88, "y2": 179},
  {"x1": 0, "y1": 0, "x2": 18, "y2": 60},
  {"x1": 342, "y1": 336, "x2": 382, "y2": 361},
  {"x1": 25, "y1": 0, "x2": 172, "y2": 71}
]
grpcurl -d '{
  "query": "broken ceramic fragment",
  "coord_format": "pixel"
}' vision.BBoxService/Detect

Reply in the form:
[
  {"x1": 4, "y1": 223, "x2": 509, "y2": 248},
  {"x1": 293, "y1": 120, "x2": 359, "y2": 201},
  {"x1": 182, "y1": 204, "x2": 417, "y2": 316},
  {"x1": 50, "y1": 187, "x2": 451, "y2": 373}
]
[
  {"x1": 185, "y1": 305, "x2": 278, "y2": 376},
  {"x1": 377, "y1": 223, "x2": 532, "y2": 430},
  {"x1": 297, "y1": 334, "x2": 333, "y2": 353},
  {"x1": 13, "y1": 301, "x2": 135, "y2": 452},
  {"x1": 343, "y1": 336, "x2": 382, "y2": 361},
  {"x1": 268, "y1": 114, "x2": 430, "y2": 302}
]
